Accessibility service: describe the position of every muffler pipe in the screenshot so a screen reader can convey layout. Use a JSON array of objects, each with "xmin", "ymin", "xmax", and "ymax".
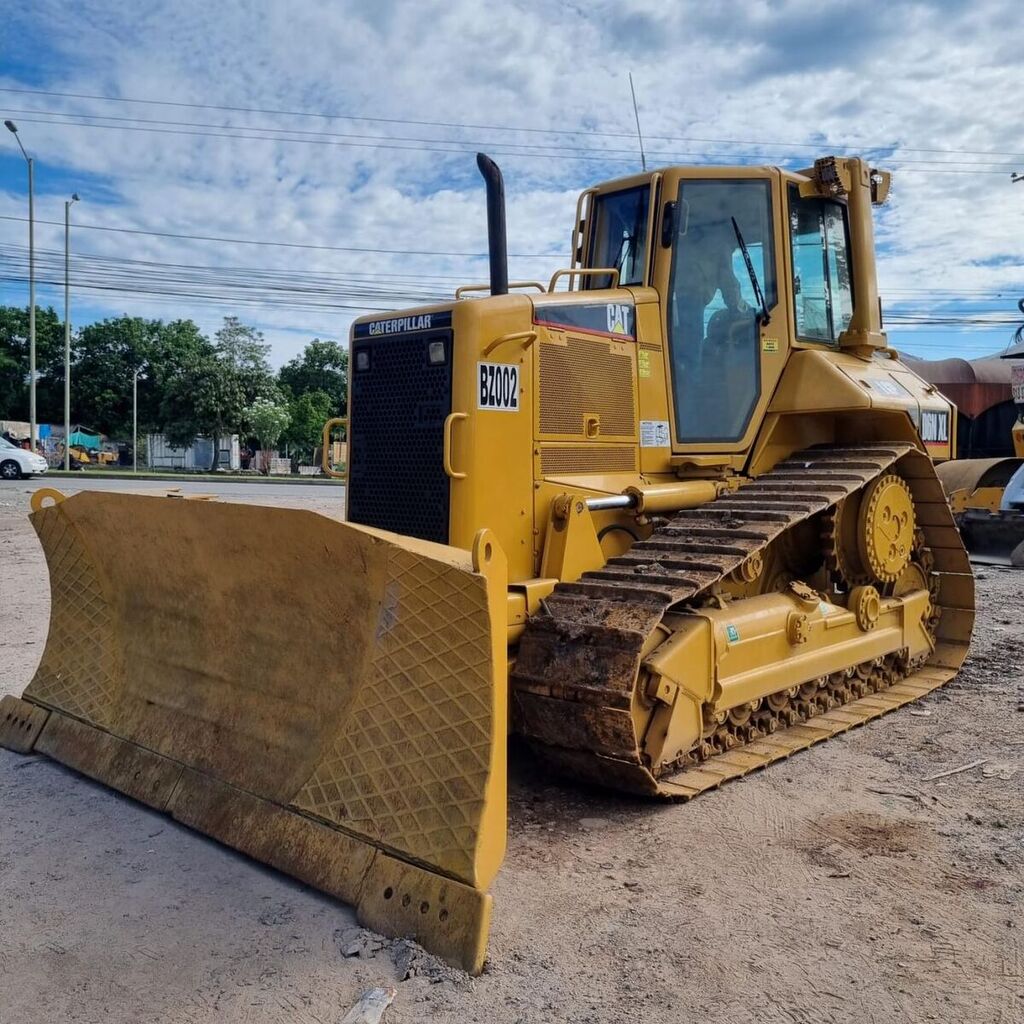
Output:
[{"xmin": 476, "ymin": 153, "xmax": 509, "ymax": 296}]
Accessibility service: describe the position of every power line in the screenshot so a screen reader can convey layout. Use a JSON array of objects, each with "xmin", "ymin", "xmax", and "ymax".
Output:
[
  {"xmin": 6, "ymin": 112, "xmax": 1020, "ymax": 175},
  {"xmin": 8, "ymin": 114, "xmax": 659, "ymax": 164},
  {"xmin": 2, "ymin": 107, "xmax": 653, "ymax": 159},
  {"xmin": 4, "ymin": 85, "xmax": 1024, "ymax": 160},
  {"xmin": 0, "ymin": 242, "xmax": 484, "ymax": 283},
  {"xmin": 0, "ymin": 268, "xmax": 445, "ymax": 315},
  {"xmin": 0, "ymin": 245, "xmax": 453, "ymax": 310},
  {"xmin": 7, "ymin": 244, "xmax": 1020, "ymax": 317},
  {"xmin": 2, "ymin": 276, "xmax": 1017, "ymax": 338},
  {"xmin": 10, "ymin": 106, "xmax": 1022, "ymax": 171},
  {"xmin": 0, "ymin": 214, "xmax": 565, "ymax": 260},
  {"xmin": 2, "ymin": 242, "xmax": 1019, "ymax": 332},
  {"xmin": 2, "ymin": 243, "xmax": 1017, "ymax": 304}
]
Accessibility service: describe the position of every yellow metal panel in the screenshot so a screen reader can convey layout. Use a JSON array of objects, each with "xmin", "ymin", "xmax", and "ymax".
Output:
[
  {"xmin": 656, "ymin": 657, "xmax": 964, "ymax": 801},
  {"xmin": 293, "ymin": 534, "xmax": 508, "ymax": 888},
  {"xmin": 448, "ymin": 295, "xmax": 536, "ymax": 584},
  {"xmin": 536, "ymin": 332, "xmax": 637, "ymax": 440},
  {"xmin": 632, "ymin": 290, "xmax": 675, "ymax": 475},
  {"xmin": 0, "ymin": 695, "xmax": 49, "ymax": 753},
  {"xmin": 767, "ymin": 349, "xmax": 873, "ymax": 415},
  {"xmin": 538, "ymin": 498, "xmax": 606, "ymax": 585},
  {"xmin": 701, "ymin": 590, "xmax": 932, "ymax": 711},
  {"xmin": 34, "ymin": 710, "xmax": 186, "ymax": 811},
  {"xmin": 13, "ymin": 493, "xmax": 509, "ymax": 971}
]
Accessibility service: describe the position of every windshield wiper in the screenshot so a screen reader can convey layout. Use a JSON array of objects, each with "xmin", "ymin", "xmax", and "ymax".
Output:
[
  {"xmin": 731, "ymin": 216, "xmax": 770, "ymax": 326},
  {"xmin": 611, "ymin": 232, "xmax": 633, "ymax": 280}
]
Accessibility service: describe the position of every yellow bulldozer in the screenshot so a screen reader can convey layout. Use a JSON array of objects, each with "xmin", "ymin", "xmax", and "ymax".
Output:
[
  {"xmin": 930, "ymin": 339, "xmax": 1024, "ymax": 565},
  {"xmin": 1, "ymin": 153, "xmax": 974, "ymax": 973}
]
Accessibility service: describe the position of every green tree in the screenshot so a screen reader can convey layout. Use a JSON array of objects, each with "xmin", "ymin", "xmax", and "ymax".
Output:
[
  {"xmin": 282, "ymin": 388, "xmax": 334, "ymax": 461},
  {"xmin": 245, "ymin": 396, "xmax": 291, "ymax": 473},
  {"xmin": 71, "ymin": 316, "xmax": 160, "ymax": 436},
  {"xmin": 215, "ymin": 316, "xmax": 275, "ymax": 404},
  {"xmin": 0, "ymin": 305, "xmax": 65, "ymax": 424},
  {"xmin": 159, "ymin": 351, "xmax": 246, "ymax": 460},
  {"xmin": 278, "ymin": 339, "xmax": 347, "ymax": 412},
  {"xmin": 158, "ymin": 318, "xmax": 278, "ymax": 469},
  {"xmin": 144, "ymin": 319, "xmax": 215, "ymax": 420},
  {"xmin": 64, "ymin": 316, "xmax": 214, "ymax": 438}
]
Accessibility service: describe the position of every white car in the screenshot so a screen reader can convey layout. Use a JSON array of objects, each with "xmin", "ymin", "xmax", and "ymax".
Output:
[{"xmin": 0, "ymin": 436, "xmax": 48, "ymax": 480}]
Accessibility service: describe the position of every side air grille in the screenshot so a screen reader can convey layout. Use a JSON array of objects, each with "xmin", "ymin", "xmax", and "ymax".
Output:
[
  {"xmin": 538, "ymin": 335, "xmax": 636, "ymax": 438},
  {"xmin": 347, "ymin": 329, "xmax": 453, "ymax": 544},
  {"xmin": 540, "ymin": 446, "xmax": 638, "ymax": 475}
]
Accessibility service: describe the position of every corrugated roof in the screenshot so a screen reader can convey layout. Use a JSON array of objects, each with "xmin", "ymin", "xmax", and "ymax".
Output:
[{"xmin": 900, "ymin": 352, "xmax": 1013, "ymax": 418}]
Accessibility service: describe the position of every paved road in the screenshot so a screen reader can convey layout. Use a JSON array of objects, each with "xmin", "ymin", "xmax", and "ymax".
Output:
[{"xmin": 1, "ymin": 474, "xmax": 346, "ymax": 509}]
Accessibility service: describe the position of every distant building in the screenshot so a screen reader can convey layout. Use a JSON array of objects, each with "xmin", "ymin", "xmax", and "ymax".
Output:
[{"xmin": 146, "ymin": 434, "xmax": 240, "ymax": 471}]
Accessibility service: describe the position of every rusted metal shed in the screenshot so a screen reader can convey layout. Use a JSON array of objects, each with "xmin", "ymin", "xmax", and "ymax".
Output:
[{"xmin": 901, "ymin": 352, "xmax": 1017, "ymax": 458}]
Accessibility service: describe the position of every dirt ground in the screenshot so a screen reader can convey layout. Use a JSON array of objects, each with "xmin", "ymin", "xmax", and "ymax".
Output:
[{"xmin": 1, "ymin": 479, "xmax": 1022, "ymax": 1024}]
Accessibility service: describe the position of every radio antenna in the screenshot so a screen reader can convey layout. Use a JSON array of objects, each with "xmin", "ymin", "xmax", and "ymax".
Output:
[{"xmin": 629, "ymin": 72, "xmax": 647, "ymax": 171}]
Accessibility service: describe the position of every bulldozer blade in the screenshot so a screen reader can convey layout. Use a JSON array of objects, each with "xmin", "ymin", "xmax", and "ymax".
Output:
[{"xmin": 4, "ymin": 491, "xmax": 508, "ymax": 973}]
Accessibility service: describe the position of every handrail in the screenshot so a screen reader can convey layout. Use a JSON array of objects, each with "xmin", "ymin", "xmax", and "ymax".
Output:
[
  {"xmin": 643, "ymin": 171, "xmax": 663, "ymax": 286},
  {"xmin": 455, "ymin": 281, "xmax": 546, "ymax": 299},
  {"xmin": 571, "ymin": 187, "xmax": 598, "ymax": 269},
  {"xmin": 443, "ymin": 412, "xmax": 468, "ymax": 480},
  {"xmin": 547, "ymin": 267, "xmax": 621, "ymax": 293},
  {"xmin": 481, "ymin": 330, "xmax": 537, "ymax": 358},
  {"xmin": 320, "ymin": 417, "xmax": 348, "ymax": 480}
]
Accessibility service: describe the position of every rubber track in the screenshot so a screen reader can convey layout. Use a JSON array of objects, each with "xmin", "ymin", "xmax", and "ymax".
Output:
[{"xmin": 511, "ymin": 444, "xmax": 974, "ymax": 797}]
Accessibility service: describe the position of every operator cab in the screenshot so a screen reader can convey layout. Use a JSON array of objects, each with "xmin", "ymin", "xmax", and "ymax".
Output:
[{"xmin": 576, "ymin": 159, "xmax": 888, "ymax": 450}]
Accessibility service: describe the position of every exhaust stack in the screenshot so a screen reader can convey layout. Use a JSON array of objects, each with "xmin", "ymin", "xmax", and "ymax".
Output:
[{"xmin": 476, "ymin": 153, "xmax": 508, "ymax": 296}]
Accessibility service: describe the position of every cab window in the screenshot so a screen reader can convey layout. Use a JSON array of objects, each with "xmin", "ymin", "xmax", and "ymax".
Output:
[
  {"xmin": 586, "ymin": 185, "xmax": 650, "ymax": 289},
  {"xmin": 789, "ymin": 187, "xmax": 853, "ymax": 343},
  {"xmin": 665, "ymin": 179, "xmax": 776, "ymax": 443}
]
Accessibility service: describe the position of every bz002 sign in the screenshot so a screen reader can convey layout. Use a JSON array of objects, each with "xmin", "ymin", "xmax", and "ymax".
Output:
[{"xmin": 478, "ymin": 362, "xmax": 520, "ymax": 411}]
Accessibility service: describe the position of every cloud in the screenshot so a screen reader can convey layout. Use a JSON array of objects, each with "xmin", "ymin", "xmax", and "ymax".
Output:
[{"xmin": 0, "ymin": 0, "xmax": 1021, "ymax": 365}]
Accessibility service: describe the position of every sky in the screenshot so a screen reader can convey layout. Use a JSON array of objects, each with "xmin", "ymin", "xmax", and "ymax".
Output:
[{"xmin": 1, "ymin": 0, "xmax": 1022, "ymax": 368}]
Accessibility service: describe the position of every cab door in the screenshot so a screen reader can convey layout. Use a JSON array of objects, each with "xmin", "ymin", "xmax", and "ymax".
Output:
[{"xmin": 652, "ymin": 168, "xmax": 790, "ymax": 457}]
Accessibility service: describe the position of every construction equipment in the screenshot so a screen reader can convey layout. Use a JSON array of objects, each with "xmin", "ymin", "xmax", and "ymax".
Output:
[
  {"xmin": 66, "ymin": 443, "xmax": 117, "ymax": 466},
  {"xmin": 922, "ymin": 338, "xmax": 1024, "ymax": 564},
  {"xmin": 1, "ymin": 154, "xmax": 974, "ymax": 973}
]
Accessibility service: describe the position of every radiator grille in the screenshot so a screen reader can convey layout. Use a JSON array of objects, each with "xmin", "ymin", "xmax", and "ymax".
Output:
[
  {"xmin": 540, "ymin": 446, "xmax": 638, "ymax": 475},
  {"xmin": 539, "ymin": 335, "xmax": 636, "ymax": 437},
  {"xmin": 347, "ymin": 330, "xmax": 453, "ymax": 544}
]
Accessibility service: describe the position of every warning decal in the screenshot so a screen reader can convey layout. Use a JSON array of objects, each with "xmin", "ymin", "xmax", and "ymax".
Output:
[{"xmin": 640, "ymin": 420, "xmax": 670, "ymax": 447}]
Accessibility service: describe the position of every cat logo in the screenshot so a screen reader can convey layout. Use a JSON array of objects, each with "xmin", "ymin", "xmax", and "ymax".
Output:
[{"xmin": 606, "ymin": 303, "xmax": 631, "ymax": 335}]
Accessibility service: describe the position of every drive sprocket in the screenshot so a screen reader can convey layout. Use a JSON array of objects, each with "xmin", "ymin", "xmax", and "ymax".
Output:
[
  {"xmin": 824, "ymin": 472, "xmax": 916, "ymax": 587},
  {"xmin": 823, "ymin": 496, "xmax": 872, "ymax": 586},
  {"xmin": 857, "ymin": 473, "xmax": 916, "ymax": 583}
]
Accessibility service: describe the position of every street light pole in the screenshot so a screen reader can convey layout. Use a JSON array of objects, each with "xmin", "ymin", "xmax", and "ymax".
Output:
[
  {"xmin": 133, "ymin": 368, "xmax": 140, "ymax": 473},
  {"xmin": 64, "ymin": 193, "xmax": 80, "ymax": 471},
  {"xmin": 5, "ymin": 120, "xmax": 36, "ymax": 451}
]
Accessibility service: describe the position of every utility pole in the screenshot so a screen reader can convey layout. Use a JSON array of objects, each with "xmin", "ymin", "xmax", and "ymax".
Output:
[
  {"xmin": 133, "ymin": 368, "xmax": 140, "ymax": 473},
  {"xmin": 5, "ymin": 120, "xmax": 36, "ymax": 450},
  {"xmin": 64, "ymin": 193, "xmax": 80, "ymax": 471}
]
